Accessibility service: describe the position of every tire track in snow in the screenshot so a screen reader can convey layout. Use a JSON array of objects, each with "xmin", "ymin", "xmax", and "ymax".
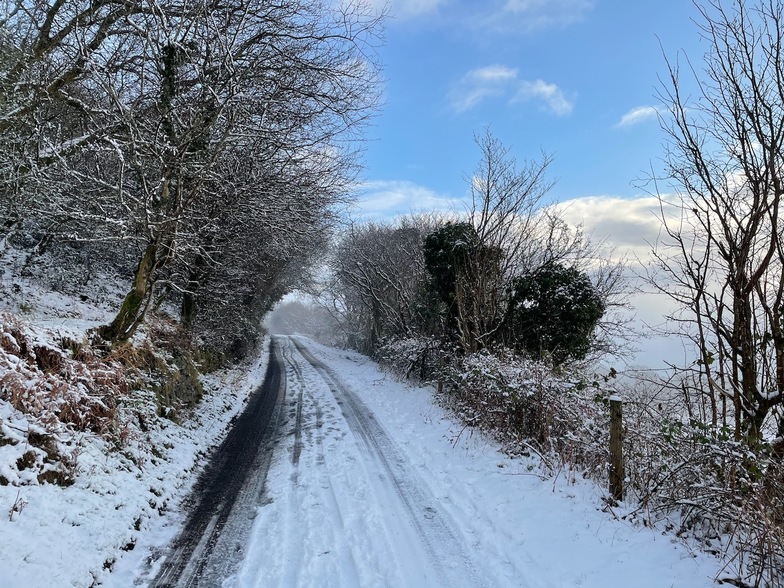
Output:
[
  {"xmin": 276, "ymin": 337, "xmax": 362, "ymax": 587},
  {"xmin": 290, "ymin": 338, "xmax": 490, "ymax": 588},
  {"xmin": 281, "ymin": 341, "xmax": 305, "ymax": 478},
  {"xmin": 147, "ymin": 340, "xmax": 287, "ymax": 587}
]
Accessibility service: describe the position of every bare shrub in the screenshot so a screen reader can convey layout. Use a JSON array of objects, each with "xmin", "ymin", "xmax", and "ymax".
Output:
[
  {"xmin": 148, "ymin": 318, "xmax": 194, "ymax": 359},
  {"xmin": 374, "ymin": 337, "xmax": 443, "ymax": 383},
  {"xmin": 443, "ymin": 349, "xmax": 609, "ymax": 473},
  {"xmin": 33, "ymin": 345, "xmax": 65, "ymax": 373},
  {"xmin": 0, "ymin": 317, "xmax": 30, "ymax": 360},
  {"xmin": 615, "ymin": 376, "xmax": 784, "ymax": 587},
  {"xmin": 376, "ymin": 337, "xmax": 610, "ymax": 472},
  {"xmin": 0, "ymin": 312, "xmax": 125, "ymax": 436}
]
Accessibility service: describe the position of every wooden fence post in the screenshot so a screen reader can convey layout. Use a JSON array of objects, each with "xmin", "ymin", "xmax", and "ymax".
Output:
[{"xmin": 609, "ymin": 395, "xmax": 624, "ymax": 501}]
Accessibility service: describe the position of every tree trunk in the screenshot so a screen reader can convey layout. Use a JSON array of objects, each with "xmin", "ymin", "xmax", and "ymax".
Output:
[
  {"xmin": 99, "ymin": 240, "xmax": 158, "ymax": 342},
  {"xmin": 180, "ymin": 286, "xmax": 197, "ymax": 330},
  {"xmin": 180, "ymin": 250, "xmax": 210, "ymax": 329}
]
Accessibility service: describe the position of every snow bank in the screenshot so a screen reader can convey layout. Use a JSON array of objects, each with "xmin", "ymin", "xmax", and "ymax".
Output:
[
  {"xmin": 0, "ymin": 246, "xmax": 272, "ymax": 587},
  {"xmin": 0, "ymin": 339, "xmax": 269, "ymax": 587}
]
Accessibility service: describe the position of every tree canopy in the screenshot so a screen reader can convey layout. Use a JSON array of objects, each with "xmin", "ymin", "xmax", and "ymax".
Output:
[{"xmin": 505, "ymin": 263, "xmax": 605, "ymax": 365}]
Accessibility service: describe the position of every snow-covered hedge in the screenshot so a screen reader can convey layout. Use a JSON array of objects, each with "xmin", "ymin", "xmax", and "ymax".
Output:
[
  {"xmin": 375, "ymin": 336, "xmax": 784, "ymax": 588},
  {"xmin": 621, "ymin": 382, "xmax": 784, "ymax": 587},
  {"xmin": 374, "ymin": 336, "xmax": 442, "ymax": 382},
  {"xmin": 444, "ymin": 349, "xmax": 608, "ymax": 470},
  {"xmin": 377, "ymin": 337, "xmax": 610, "ymax": 470}
]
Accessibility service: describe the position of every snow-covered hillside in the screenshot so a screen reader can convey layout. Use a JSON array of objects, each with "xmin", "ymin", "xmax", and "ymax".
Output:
[
  {"xmin": 0, "ymin": 250, "xmax": 723, "ymax": 587},
  {"xmin": 0, "ymin": 248, "xmax": 269, "ymax": 587}
]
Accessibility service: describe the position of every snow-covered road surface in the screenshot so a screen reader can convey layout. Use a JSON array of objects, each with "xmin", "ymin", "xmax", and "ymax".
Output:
[
  {"xmin": 0, "ymin": 330, "xmax": 722, "ymax": 588},
  {"xmin": 268, "ymin": 337, "xmax": 490, "ymax": 587},
  {"xmin": 225, "ymin": 337, "xmax": 720, "ymax": 588}
]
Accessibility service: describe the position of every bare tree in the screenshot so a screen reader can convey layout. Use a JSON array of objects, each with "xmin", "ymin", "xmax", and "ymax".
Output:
[
  {"xmin": 443, "ymin": 130, "xmax": 618, "ymax": 356},
  {"xmin": 93, "ymin": 0, "xmax": 380, "ymax": 341},
  {"xmin": 184, "ymin": 147, "xmax": 341, "ymax": 356},
  {"xmin": 0, "ymin": 1, "xmax": 382, "ymax": 344},
  {"xmin": 0, "ymin": 1, "xmax": 141, "ymax": 246},
  {"xmin": 651, "ymin": 0, "xmax": 784, "ymax": 442},
  {"xmin": 328, "ymin": 214, "xmax": 441, "ymax": 352},
  {"xmin": 453, "ymin": 130, "xmax": 555, "ymax": 351}
]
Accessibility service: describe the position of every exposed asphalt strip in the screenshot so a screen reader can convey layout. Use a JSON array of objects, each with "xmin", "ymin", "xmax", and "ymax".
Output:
[{"xmin": 148, "ymin": 339, "xmax": 287, "ymax": 588}]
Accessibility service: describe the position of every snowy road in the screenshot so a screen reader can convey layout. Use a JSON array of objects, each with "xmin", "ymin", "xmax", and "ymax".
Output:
[
  {"xmin": 147, "ymin": 342, "xmax": 286, "ymax": 587},
  {"xmin": 255, "ymin": 337, "xmax": 492, "ymax": 587},
  {"xmin": 145, "ymin": 335, "xmax": 720, "ymax": 588},
  {"xmin": 147, "ymin": 335, "xmax": 492, "ymax": 587}
]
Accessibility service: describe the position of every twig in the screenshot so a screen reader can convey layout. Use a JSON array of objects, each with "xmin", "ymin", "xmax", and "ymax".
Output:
[{"xmin": 8, "ymin": 489, "xmax": 27, "ymax": 522}]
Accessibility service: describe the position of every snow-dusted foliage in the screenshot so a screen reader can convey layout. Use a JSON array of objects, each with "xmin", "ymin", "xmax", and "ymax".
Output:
[
  {"xmin": 374, "ymin": 336, "xmax": 443, "ymax": 381},
  {"xmin": 324, "ymin": 135, "xmax": 631, "ymax": 364},
  {"xmin": 620, "ymin": 381, "xmax": 784, "ymax": 587},
  {"xmin": 444, "ymin": 349, "xmax": 607, "ymax": 467},
  {"xmin": 376, "ymin": 335, "xmax": 784, "ymax": 587},
  {"xmin": 0, "ymin": 312, "xmax": 123, "ymax": 439},
  {"xmin": 0, "ymin": 1, "xmax": 383, "ymax": 349},
  {"xmin": 377, "ymin": 337, "xmax": 609, "ymax": 469},
  {"xmin": 0, "ymin": 246, "xmax": 209, "ymax": 494}
]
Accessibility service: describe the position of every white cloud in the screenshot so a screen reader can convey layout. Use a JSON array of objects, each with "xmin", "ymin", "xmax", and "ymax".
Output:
[
  {"xmin": 556, "ymin": 195, "xmax": 660, "ymax": 247},
  {"xmin": 485, "ymin": 0, "xmax": 594, "ymax": 33},
  {"xmin": 449, "ymin": 65, "xmax": 518, "ymax": 112},
  {"xmin": 468, "ymin": 64, "xmax": 519, "ymax": 83},
  {"xmin": 375, "ymin": 0, "xmax": 594, "ymax": 33},
  {"xmin": 553, "ymin": 194, "xmax": 692, "ymax": 367},
  {"xmin": 366, "ymin": 0, "xmax": 448, "ymax": 18},
  {"xmin": 512, "ymin": 79, "xmax": 574, "ymax": 116},
  {"xmin": 616, "ymin": 105, "xmax": 659, "ymax": 128},
  {"xmin": 352, "ymin": 180, "xmax": 462, "ymax": 219},
  {"xmin": 551, "ymin": 195, "xmax": 664, "ymax": 267},
  {"xmin": 450, "ymin": 67, "xmax": 573, "ymax": 116}
]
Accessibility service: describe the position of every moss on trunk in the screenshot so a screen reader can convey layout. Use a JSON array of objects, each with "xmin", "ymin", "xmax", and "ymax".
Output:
[{"xmin": 99, "ymin": 241, "xmax": 158, "ymax": 342}]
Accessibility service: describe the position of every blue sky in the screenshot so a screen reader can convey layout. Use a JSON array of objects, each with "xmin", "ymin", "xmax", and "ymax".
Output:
[
  {"xmin": 354, "ymin": 0, "xmax": 704, "ymax": 218},
  {"xmin": 349, "ymin": 0, "xmax": 715, "ymax": 366}
]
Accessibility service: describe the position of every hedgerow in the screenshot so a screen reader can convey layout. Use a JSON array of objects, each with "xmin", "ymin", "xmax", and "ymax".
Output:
[{"xmin": 375, "ymin": 336, "xmax": 784, "ymax": 588}]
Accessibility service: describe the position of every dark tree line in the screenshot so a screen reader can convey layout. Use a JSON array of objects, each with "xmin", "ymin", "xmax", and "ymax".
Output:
[
  {"xmin": 0, "ymin": 0, "xmax": 382, "ymax": 357},
  {"xmin": 324, "ymin": 131, "xmax": 628, "ymax": 366}
]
